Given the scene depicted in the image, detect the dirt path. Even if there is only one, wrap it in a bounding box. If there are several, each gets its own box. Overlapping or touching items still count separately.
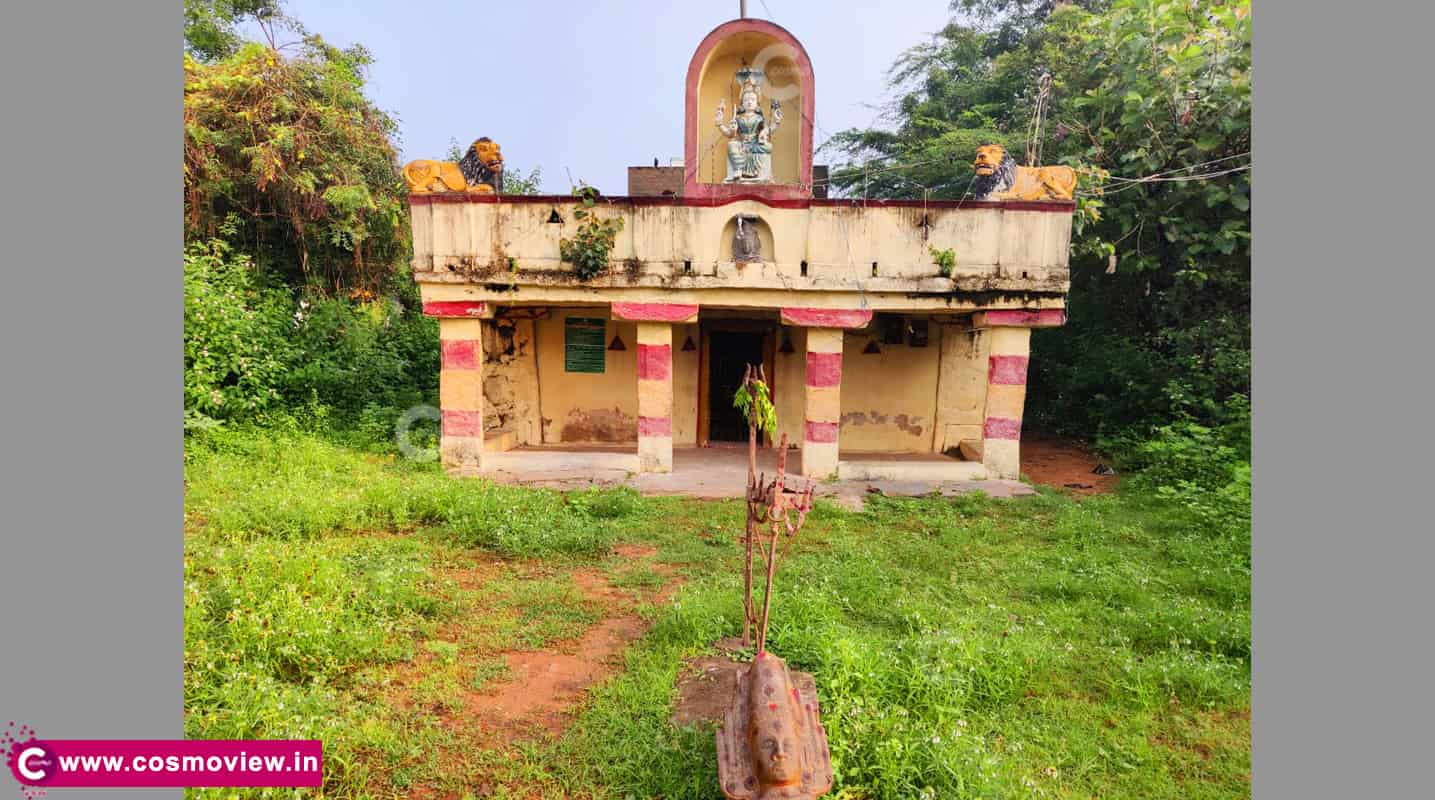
[474,545,680,736]
[389,544,683,797]
[1022,436,1117,494]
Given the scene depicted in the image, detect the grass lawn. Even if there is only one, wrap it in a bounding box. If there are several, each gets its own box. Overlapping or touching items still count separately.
[184,427,1250,799]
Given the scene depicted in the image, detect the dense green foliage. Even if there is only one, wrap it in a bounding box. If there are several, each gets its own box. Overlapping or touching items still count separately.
[184,2,435,428]
[184,0,288,61]
[826,0,1251,464]
[183,236,438,428]
[184,426,1249,798]
[184,34,409,293]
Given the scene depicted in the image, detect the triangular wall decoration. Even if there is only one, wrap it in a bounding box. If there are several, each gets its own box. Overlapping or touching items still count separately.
[608,334,627,351]
[862,339,882,355]
[681,335,697,352]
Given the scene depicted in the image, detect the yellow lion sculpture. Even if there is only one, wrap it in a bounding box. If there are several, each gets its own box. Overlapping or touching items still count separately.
[404,137,504,194]
[971,144,1076,202]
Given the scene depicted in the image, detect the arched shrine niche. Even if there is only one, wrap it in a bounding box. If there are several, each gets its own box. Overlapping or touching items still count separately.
[684,19,815,201]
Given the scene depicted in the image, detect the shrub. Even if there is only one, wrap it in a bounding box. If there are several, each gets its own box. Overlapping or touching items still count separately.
[1119,416,1251,540]
[184,235,293,423]
[282,294,438,413]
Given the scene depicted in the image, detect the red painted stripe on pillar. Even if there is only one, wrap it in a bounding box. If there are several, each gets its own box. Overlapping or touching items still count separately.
[423,301,488,317]
[441,340,481,370]
[780,308,874,329]
[637,344,672,381]
[638,416,672,437]
[983,417,1022,440]
[611,302,699,323]
[988,355,1029,385]
[805,351,842,387]
[442,410,483,437]
[804,421,839,443]
[981,309,1065,327]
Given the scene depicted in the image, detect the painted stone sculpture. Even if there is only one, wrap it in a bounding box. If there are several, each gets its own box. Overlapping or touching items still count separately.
[716,68,783,183]
[717,652,833,800]
[404,137,505,194]
[970,143,1076,202]
[733,216,762,262]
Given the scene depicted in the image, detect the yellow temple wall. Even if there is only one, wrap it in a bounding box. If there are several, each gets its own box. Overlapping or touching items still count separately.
[531,309,700,446]
[837,327,943,452]
[512,311,986,454]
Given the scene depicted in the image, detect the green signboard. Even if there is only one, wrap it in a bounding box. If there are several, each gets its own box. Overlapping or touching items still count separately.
[564,317,607,373]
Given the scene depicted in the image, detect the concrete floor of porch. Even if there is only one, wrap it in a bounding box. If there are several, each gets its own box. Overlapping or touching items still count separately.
[473,443,1032,509]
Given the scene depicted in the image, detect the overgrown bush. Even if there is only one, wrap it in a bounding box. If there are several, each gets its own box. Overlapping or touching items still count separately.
[1116,413,1251,539]
[282,293,438,413]
[184,235,293,424]
[184,36,408,293]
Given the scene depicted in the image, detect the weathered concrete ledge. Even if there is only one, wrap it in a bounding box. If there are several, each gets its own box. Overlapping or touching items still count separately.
[412,195,1073,296]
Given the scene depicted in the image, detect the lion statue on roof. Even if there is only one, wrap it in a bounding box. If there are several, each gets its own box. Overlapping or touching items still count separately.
[404,137,504,194]
[970,144,1076,202]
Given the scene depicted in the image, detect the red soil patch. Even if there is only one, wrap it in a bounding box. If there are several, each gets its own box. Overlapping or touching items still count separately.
[1022,436,1117,494]
[389,548,683,797]
[420,548,681,738]
[613,543,658,559]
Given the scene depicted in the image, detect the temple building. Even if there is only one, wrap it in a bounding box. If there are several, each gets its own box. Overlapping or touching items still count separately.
[403,17,1073,482]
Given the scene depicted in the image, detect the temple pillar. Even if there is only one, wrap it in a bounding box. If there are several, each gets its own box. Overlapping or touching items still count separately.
[979,326,1030,480]
[636,322,674,473]
[970,309,1062,480]
[610,303,698,473]
[438,317,485,473]
[779,307,874,480]
[801,327,843,479]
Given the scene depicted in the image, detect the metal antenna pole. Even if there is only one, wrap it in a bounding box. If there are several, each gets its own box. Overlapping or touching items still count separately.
[740,0,747,18]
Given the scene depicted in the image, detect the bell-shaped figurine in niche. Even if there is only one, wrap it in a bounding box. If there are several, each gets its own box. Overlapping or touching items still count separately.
[733,216,762,262]
[716,652,833,799]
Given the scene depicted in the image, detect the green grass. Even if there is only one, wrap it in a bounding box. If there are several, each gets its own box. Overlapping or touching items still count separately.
[184,427,1250,799]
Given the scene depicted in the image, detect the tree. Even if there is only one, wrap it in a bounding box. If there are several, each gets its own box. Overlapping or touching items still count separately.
[826,0,1251,444]
[184,0,289,61]
[184,35,409,294]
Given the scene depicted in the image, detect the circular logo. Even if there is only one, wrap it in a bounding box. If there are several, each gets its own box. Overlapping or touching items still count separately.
[395,404,441,462]
[13,741,57,785]
[749,42,803,103]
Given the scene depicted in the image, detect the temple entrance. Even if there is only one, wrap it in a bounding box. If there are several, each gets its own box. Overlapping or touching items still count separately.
[706,330,767,442]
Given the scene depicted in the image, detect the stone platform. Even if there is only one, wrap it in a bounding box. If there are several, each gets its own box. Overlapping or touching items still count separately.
[470,444,1033,510]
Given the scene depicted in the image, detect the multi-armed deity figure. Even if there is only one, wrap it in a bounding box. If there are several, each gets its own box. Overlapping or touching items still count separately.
[715,67,784,183]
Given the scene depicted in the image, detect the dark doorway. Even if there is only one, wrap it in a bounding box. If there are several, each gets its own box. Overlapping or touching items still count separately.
[707,331,766,442]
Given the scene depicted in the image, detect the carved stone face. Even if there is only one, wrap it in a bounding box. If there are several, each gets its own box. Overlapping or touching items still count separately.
[717,653,832,799]
[746,655,803,787]
[473,138,504,172]
[973,144,1007,176]
[739,90,760,114]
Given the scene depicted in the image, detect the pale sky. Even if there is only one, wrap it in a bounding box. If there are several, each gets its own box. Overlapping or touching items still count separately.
[246,0,960,193]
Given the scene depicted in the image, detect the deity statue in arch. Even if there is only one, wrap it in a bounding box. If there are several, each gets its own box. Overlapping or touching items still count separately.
[716,67,784,183]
